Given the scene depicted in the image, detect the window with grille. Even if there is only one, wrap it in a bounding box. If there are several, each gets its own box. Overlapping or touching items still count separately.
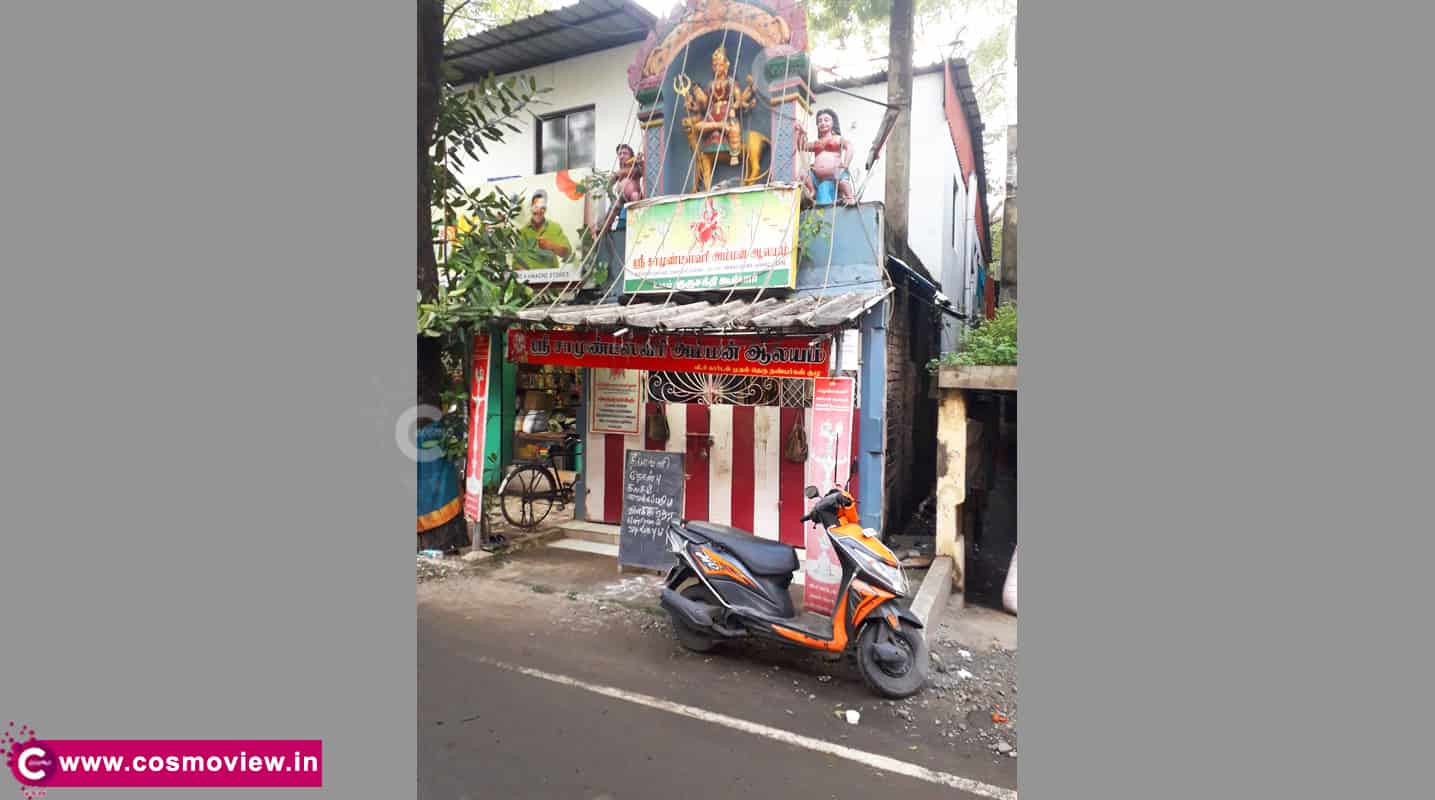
[536,106,595,173]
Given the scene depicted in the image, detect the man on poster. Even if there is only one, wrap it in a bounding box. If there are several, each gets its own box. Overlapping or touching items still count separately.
[515,189,571,270]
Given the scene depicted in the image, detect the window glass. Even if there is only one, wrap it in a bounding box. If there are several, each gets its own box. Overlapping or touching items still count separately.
[566,109,595,169]
[540,117,566,173]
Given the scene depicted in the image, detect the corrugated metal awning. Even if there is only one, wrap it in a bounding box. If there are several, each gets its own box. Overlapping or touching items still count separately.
[443,0,656,82]
[505,289,893,333]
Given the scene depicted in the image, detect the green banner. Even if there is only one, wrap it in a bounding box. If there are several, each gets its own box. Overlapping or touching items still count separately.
[622,183,801,294]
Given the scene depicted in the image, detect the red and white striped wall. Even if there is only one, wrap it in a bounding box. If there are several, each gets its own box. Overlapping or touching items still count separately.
[584,401,861,548]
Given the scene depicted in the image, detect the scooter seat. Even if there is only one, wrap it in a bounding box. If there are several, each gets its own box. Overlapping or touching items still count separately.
[683,521,799,576]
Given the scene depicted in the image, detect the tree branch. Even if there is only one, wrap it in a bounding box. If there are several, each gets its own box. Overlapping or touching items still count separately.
[443,0,473,35]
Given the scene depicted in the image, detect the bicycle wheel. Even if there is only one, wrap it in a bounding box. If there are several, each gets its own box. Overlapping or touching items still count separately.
[501,466,556,529]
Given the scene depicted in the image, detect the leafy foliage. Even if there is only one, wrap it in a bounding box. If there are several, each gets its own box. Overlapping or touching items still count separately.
[796,211,832,266]
[805,0,948,53]
[443,0,554,41]
[420,69,550,337]
[928,302,1016,370]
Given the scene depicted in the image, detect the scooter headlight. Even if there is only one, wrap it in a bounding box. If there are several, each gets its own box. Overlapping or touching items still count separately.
[845,541,908,595]
[668,529,688,553]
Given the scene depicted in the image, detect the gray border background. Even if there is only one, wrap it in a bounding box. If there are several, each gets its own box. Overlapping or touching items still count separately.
[1,3,413,798]
[1024,1,1427,797]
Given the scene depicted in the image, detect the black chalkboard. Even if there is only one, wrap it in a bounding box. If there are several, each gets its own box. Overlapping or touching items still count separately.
[618,449,685,570]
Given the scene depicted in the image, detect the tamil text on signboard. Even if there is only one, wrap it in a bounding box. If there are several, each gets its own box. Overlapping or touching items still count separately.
[508,329,830,379]
[622,184,800,293]
[618,449,685,570]
[803,376,855,615]
[589,368,643,435]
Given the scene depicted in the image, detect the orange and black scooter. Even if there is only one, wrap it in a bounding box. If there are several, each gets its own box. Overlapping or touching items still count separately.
[659,484,929,698]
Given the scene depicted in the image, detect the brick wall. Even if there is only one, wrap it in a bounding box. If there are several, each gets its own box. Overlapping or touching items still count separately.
[883,284,940,536]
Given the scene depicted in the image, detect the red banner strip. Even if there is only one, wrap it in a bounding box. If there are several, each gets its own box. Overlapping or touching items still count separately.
[507,329,830,379]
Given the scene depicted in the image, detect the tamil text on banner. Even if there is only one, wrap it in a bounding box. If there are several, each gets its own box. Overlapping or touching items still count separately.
[508,329,830,379]
[803,376,855,615]
[450,169,599,286]
[589,368,643,435]
[622,183,800,293]
[463,334,491,521]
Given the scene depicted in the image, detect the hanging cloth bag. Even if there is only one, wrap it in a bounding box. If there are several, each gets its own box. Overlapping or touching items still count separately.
[783,415,809,463]
[646,404,669,444]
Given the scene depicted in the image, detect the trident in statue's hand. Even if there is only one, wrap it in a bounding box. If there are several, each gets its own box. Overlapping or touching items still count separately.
[673,73,692,97]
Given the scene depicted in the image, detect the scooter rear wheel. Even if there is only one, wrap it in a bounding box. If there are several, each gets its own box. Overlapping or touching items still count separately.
[671,582,721,653]
[855,619,929,699]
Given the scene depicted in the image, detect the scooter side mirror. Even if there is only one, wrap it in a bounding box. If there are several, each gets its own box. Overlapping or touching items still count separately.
[803,485,819,499]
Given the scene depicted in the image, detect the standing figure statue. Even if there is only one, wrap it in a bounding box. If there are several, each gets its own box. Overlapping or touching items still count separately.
[675,46,757,189]
[796,108,857,206]
[606,143,645,230]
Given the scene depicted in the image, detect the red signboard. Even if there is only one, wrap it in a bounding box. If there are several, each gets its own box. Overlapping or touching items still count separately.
[803,377,855,615]
[463,334,492,522]
[507,329,830,379]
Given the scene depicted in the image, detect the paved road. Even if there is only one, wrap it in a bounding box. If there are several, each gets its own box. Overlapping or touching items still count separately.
[418,548,1017,799]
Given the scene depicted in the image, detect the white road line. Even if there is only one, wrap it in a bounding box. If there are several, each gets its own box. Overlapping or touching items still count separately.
[473,655,1017,800]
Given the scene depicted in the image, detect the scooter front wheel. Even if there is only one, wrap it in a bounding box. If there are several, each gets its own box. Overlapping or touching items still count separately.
[855,618,929,699]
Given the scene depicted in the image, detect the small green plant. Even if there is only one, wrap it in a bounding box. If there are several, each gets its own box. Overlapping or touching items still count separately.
[928,303,1017,372]
[796,212,831,265]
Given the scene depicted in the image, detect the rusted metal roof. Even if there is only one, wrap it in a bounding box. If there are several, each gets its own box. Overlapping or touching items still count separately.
[506,288,893,333]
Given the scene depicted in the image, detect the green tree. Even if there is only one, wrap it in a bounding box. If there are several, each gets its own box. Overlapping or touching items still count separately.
[418,0,544,413]
[443,0,555,41]
[806,0,1016,197]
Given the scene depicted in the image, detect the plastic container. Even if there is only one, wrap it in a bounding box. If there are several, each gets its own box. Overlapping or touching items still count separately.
[1002,546,1018,615]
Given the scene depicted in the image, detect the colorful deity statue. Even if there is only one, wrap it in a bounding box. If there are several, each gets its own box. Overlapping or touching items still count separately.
[796,107,857,206]
[675,46,758,186]
[611,143,646,205]
[605,143,646,230]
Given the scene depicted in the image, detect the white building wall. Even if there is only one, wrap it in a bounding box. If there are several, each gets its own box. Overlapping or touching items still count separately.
[802,71,959,287]
[454,48,967,298]
[455,46,644,187]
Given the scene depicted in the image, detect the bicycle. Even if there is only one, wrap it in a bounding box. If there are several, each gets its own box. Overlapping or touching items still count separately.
[497,432,581,529]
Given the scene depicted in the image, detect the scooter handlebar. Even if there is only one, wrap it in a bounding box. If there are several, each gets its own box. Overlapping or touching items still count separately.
[801,490,849,523]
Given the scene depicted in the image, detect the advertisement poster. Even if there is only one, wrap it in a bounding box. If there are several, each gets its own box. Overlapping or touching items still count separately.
[589,368,643,435]
[622,183,800,293]
[463,334,492,522]
[450,168,600,286]
[803,377,855,615]
[507,329,830,379]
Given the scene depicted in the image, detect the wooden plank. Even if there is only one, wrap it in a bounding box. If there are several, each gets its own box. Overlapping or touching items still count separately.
[708,404,734,526]
[684,404,710,521]
[935,389,966,561]
[731,405,756,534]
[752,405,782,540]
[584,425,605,521]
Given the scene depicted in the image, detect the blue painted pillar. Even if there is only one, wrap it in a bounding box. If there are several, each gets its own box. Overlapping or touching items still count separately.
[573,368,589,521]
[858,301,886,532]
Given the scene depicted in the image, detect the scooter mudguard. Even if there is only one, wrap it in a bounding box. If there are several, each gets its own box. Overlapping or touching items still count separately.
[872,601,926,630]
[664,562,694,590]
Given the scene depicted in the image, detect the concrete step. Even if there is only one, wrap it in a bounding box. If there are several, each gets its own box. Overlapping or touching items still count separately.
[549,538,619,557]
[557,520,620,545]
